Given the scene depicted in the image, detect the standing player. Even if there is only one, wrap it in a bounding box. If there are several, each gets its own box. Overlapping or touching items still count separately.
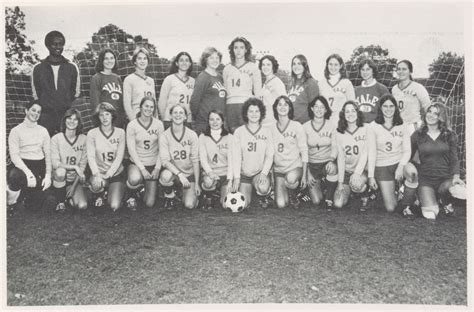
[411,103,464,219]
[7,100,51,210]
[159,104,200,210]
[391,60,431,133]
[233,98,274,209]
[367,94,418,215]
[319,54,355,127]
[303,96,338,210]
[87,103,126,211]
[90,49,125,128]
[271,96,308,209]
[158,51,195,129]
[223,37,262,132]
[50,108,88,211]
[287,55,319,124]
[199,110,235,210]
[354,58,390,124]
[126,96,164,210]
[32,31,80,136]
[190,47,226,135]
[333,101,369,210]
[259,55,287,127]
[123,47,156,122]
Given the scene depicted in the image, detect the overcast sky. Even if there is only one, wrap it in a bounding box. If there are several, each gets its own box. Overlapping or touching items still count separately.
[16,2,466,78]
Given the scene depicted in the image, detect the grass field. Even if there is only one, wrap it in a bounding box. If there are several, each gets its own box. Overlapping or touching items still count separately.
[6,199,467,306]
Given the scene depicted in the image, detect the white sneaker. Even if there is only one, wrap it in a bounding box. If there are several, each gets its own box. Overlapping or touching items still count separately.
[7,188,20,205]
[126,197,138,211]
[422,211,437,220]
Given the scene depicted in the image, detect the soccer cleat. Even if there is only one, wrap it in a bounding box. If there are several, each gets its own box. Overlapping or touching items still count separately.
[360,196,369,212]
[443,203,455,216]
[55,202,67,212]
[201,195,213,211]
[260,195,272,209]
[402,205,414,217]
[325,199,334,211]
[94,196,105,209]
[164,197,176,210]
[126,197,138,211]
[296,189,311,204]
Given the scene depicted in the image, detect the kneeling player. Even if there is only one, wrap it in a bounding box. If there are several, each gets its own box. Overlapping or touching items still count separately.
[271,96,307,209]
[51,108,88,211]
[87,103,126,211]
[367,94,418,215]
[159,104,200,210]
[234,98,274,209]
[199,110,235,210]
[334,101,369,210]
[126,96,164,210]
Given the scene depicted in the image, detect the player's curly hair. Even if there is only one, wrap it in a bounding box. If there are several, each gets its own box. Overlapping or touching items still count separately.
[228,37,253,63]
[95,49,118,73]
[337,101,364,133]
[200,47,222,68]
[259,55,279,74]
[60,108,84,134]
[169,51,193,76]
[324,54,347,79]
[374,94,403,126]
[308,95,332,120]
[203,110,230,137]
[272,95,294,121]
[242,97,266,124]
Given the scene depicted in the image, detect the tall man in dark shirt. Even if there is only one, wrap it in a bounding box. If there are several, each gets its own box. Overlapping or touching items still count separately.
[31,31,81,136]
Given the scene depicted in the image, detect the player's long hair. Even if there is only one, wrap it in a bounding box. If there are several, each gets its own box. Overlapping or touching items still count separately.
[242,97,266,124]
[420,103,452,143]
[95,49,118,73]
[136,96,157,119]
[203,110,230,137]
[337,101,364,133]
[374,94,403,126]
[358,58,378,80]
[259,55,279,74]
[228,37,253,63]
[273,95,294,121]
[324,54,347,79]
[290,55,313,85]
[397,60,413,81]
[200,47,222,68]
[93,102,117,127]
[308,95,332,120]
[169,51,193,76]
[60,108,84,134]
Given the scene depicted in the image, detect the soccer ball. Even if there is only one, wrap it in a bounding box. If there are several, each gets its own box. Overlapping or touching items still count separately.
[224,192,246,213]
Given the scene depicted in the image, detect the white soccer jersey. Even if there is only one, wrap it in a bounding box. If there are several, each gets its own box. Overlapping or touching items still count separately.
[159,126,199,176]
[391,81,431,125]
[233,124,274,178]
[157,74,195,121]
[126,118,164,167]
[87,127,125,176]
[199,133,234,179]
[319,78,355,126]
[223,62,262,104]
[51,133,87,182]
[336,126,367,174]
[303,120,337,164]
[370,123,410,167]
[261,76,287,126]
[272,120,308,173]
[123,73,156,120]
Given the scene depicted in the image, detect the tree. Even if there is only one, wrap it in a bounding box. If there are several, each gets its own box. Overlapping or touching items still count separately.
[5,6,39,74]
[426,52,464,99]
[345,44,398,87]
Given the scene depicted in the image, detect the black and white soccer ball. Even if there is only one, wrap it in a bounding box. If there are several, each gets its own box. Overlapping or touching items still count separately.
[224,192,246,213]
